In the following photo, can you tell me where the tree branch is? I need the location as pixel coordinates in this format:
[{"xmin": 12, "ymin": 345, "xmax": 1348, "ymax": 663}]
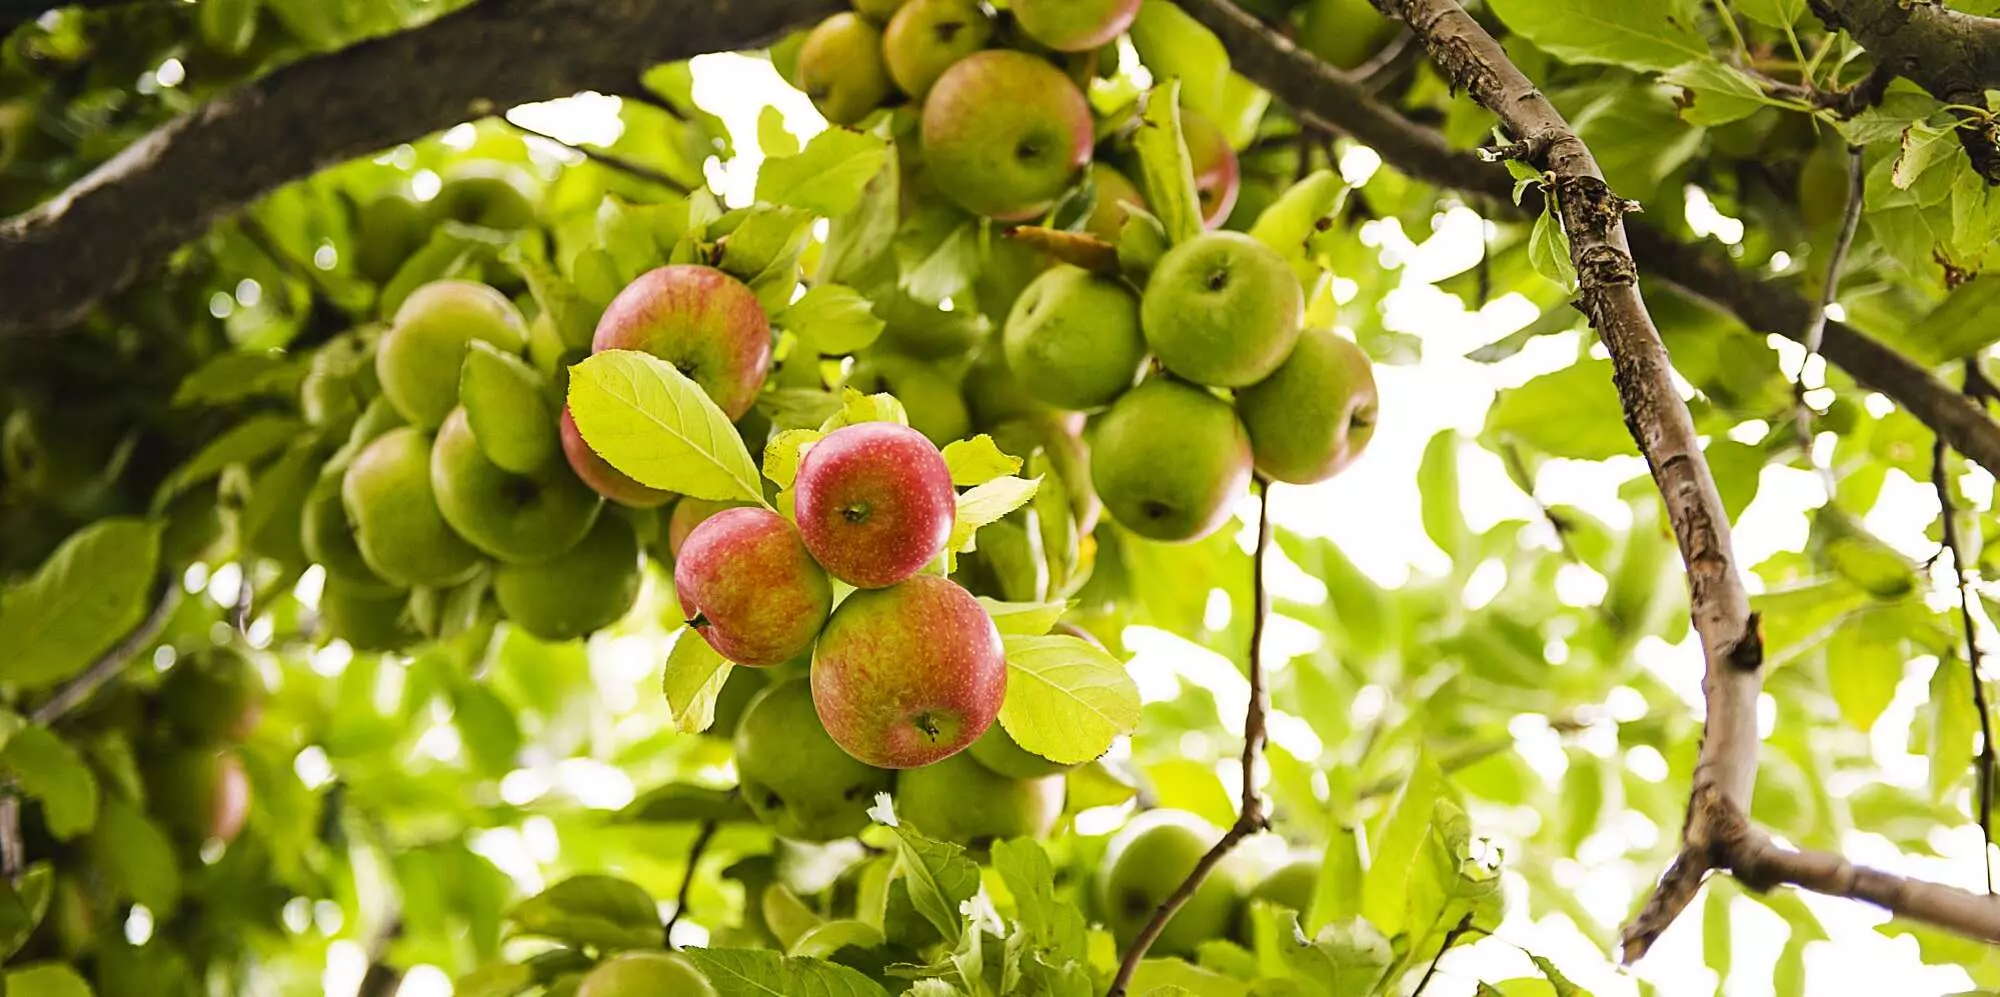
[
  {"xmin": 29, "ymin": 580, "xmax": 179, "ymax": 726},
  {"xmin": 1934, "ymin": 411, "xmax": 1997, "ymax": 894},
  {"xmin": 1107, "ymin": 478, "xmax": 1274, "ymax": 997},
  {"xmin": 664, "ymin": 818, "xmax": 719, "ymax": 948},
  {"xmin": 1809, "ymin": 0, "xmax": 2000, "ymax": 182},
  {"xmin": 505, "ymin": 119, "xmax": 691, "ymax": 195},
  {"xmin": 1792, "ymin": 146, "xmax": 1863, "ymax": 493},
  {"xmin": 0, "ymin": 0, "xmax": 838, "ymax": 334}
]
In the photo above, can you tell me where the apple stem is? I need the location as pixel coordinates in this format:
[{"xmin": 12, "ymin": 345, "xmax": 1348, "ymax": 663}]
[
  {"xmin": 1106, "ymin": 477, "xmax": 1273, "ymax": 997},
  {"xmin": 664, "ymin": 817, "xmax": 721, "ymax": 948}
]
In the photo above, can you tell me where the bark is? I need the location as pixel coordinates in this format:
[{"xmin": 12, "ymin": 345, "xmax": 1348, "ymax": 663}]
[{"xmin": 1810, "ymin": 0, "xmax": 2000, "ymax": 182}]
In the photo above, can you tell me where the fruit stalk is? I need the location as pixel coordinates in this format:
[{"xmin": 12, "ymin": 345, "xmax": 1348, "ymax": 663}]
[{"xmin": 663, "ymin": 818, "xmax": 721, "ymax": 947}]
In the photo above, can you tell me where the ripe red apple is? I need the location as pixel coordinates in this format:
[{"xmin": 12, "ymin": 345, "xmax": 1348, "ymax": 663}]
[
  {"xmin": 675, "ymin": 508, "xmax": 833, "ymax": 667},
  {"xmin": 922, "ymin": 50, "xmax": 1093, "ymax": 221},
  {"xmin": 811, "ymin": 574, "xmax": 1006, "ymax": 769},
  {"xmin": 793, "ymin": 422, "xmax": 956, "ymax": 588},
  {"xmin": 591, "ymin": 265, "xmax": 773, "ymax": 422},
  {"xmin": 560, "ymin": 406, "xmax": 674, "ymax": 509},
  {"xmin": 667, "ymin": 497, "xmax": 752, "ymax": 559}
]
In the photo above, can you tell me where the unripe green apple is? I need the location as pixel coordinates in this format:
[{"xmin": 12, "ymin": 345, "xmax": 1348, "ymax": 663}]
[
  {"xmin": 885, "ymin": 0, "xmax": 993, "ymax": 100},
  {"xmin": 1297, "ymin": 0, "xmax": 1400, "ymax": 70},
  {"xmin": 876, "ymin": 288, "xmax": 989, "ymax": 359},
  {"xmin": 431, "ymin": 407, "xmax": 602, "ymax": 564},
  {"xmin": 354, "ymin": 191, "xmax": 423, "ymax": 285},
  {"xmin": 1235, "ymin": 327, "xmax": 1377, "ymax": 484},
  {"xmin": 342, "ymin": 427, "xmax": 484, "ymax": 589},
  {"xmin": 972, "ymin": 237, "xmax": 1057, "ymax": 327},
  {"xmin": 794, "ymin": 422, "xmax": 957, "ymax": 588},
  {"xmin": 675, "ymin": 508, "xmax": 833, "ymax": 666},
  {"xmin": 1235, "ymin": 855, "xmax": 1318, "ymax": 942},
  {"xmin": 1004, "ymin": 264, "xmax": 1146, "ymax": 411},
  {"xmin": 895, "ymin": 750, "xmax": 1065, "ymax": 844},
  {"xmin": 1141, "ymin": 231, "xmax": 1303, "ymax": 387},
  {"xmin": 459, "ymin": 339, "xmax": 558, "ymax": 475},
  {"xmin": 848, "ymin": 353, "xmax": 972, "ymax": 445},
  {"xmin": 319, "ymin": 579, "xmax": 420, "ymax": 652},
  {"xmin": 1013, "ymin": 0, "xmax": 1141, "ymax": 51},
  {"xmin": 300, "ymin": 332, "xmax": 377, "ymax": 433},
  {"xmin": 962, "ymin": 340, "xmax": 1055, "ymax": 429},
  {"xmin": 798, "ymin": 13, "xmax": 895, "ymax": 126},
  {"xmin": 159, "ymin": 648, "xmax": 264, "ymax": 745},
  {"xmin": 493, "ymin": 513, "xmax": 644, "ymax": 643},
  {"xmin": 302, "ymin": 481, "xmax": 402, "ymax": 595},
  {"xmin": 854, "ymin": 0, "xmax": 908, "ymax": 23},
  {"xmin": 591, "ymin": 265, "xmax": 773, "ymax": 422},
  {"xmin": 923, "ymin": 50, "xmax": 1094, "ymax": 221},
  {"xmin": 424, "ymin": 164, "xmax": 539, "ymax": 230},
  {"xmin": 1184, "ymin": 109, "xmax": 1242, "ymax": 229},
  {"xmin": 1091, "ymin": 378, "xmax": 1251, "ymax": 542},
  {"xmin": 1083, "ymin": 163, "xmax": 1147, "ymax": 244},
  {"xmin": 667, "ymin": 497, "xmax": 753, "ymax": 559},
  {"xmin": 375, "ymin": 280, "xmax": 528, "ymax": 430},
  {"xmin": 811, "ymin": 575, "xmax": 1007, "ymax": 769},
  {"xmin": 578, "ymin": 952, "xmax": 716, "ymax": 997},
  {"xmin": 1098, "ymin": 810, "xmax": 1243, "ymax": 956},
  {"xmin": 967, "ymin": 721, "xmax": 1075, "ymax": 780},
  {"xmin": 560, "ymin": 406, "xmax": 675, "ymax": 509},
  {"xmin": 736, "ymin": 679, "xmax": 894, "ymax": 841},
  {"xmin": 147, "ymin": 748, "xmax": 252, "ymax": 846}
]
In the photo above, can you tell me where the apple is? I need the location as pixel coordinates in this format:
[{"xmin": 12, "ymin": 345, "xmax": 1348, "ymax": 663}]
[
  {"xmin": 1298, "ymin": 0, "xmax": 1401, "ymax": 71},
  {"xmin": 923, "ymin": 51, "xmax": 1093, "ymax": 221},
  {"xmin": 299, "ymin": 332, "xmax": 376, "ymax": 433},
  {"xmin": 1083, "ymin": 162, "xmax": 1147, "ymax": 243},
  {"xmin": 1097, "ymin": 809, "xmax": 1243, "ymax": 956},
  {"xmin": 147, "ymin": 748, "xmax": 252, "ymax": 846},
  {"xmin": 560, "ymin": 406, "xmax": 675, "ymax": 509},
  {"xmin": 853, "ymin": 0, "xmax": 908, "ymax": 21},
  {"xmin": 847, "ymin": 353, "xmax": 972, "ymax": 445},
  {"xmin": 1141, "ymin": 231, "xmax": 1303, "ymax": 387},
  {"xmin": 666, "ymin": 497, "xmax": 752, "ymax": 559},
  {"xmin": 375, "ymin": 280, "xmax": 529, "ymax": 430},
  {"xmin": 967, "ymin": 722, "xmax": 1074, "ymax": 780},
  {"xmin": 592, "ymin": 265, "xmax": 773, "ymax": 422},
  {"xmin": 1004, "ymin": 263, "xmax": 1146, "ymax": 410},
  {"xmin": 895, "ymin": 750, "xmax": 1065, "ymax": 844},
  {"xmin": 793, "ymin": 422, "xmax": 957, "ymax": 588},
  {"xmin": 578, "ymin": 952, "xmax": 716, "ymax": 997},
  {"xmin": 736, "ymin": 679, "xmax": 894, "ymax": 841},
  {"xmin": 301, "ymin": 481, "xmax": 402, "ymax": 595},
  {"xmin": 318, "ymin": 579, "xmax": 419, "ymax": 652},
  {"xmin": 884, "ymin": 0, "xmax": 994, "ymax": 100},
  {"xmin": 1090, "ymin": 378, "xmax": 1252, "ymax": 542},
  {"xmin": 424, "ymin": 163, "xmax": 539, "ymax": 230},
  {"xmin": 353, "ymin": 191, "xmax": 422, "ymax": 285},
  {"xmin": 675, "ymin": 507, "xmax": 833, "ymax": 667},
  {"xmin": 342, "ymin": 427, "xmax": 484, "ymax": 588},
  {"xmin": 159, "ymin": 648, "xmax": 263, "ymax": 745},
  {"xmin": 1012, "ymin": 0, "xmax": 1141, "ymax": 51},
  {"xmin": 1183, "ymin": 109, "xmax": 1242, "ymax": 229},
  {"xmin": 493, "ymin": 513, "xmax": 644, "ymax": 643},
  {"xmin": 431, "ymin": 406, "xmax": 602, "ymax": 563},
  {"xmin": 798, "ymin": 13, "xmax": 895, "ymax": 126},
  {"xmin": 811, "ymin": 574, "xmax": 1007, "ymax": 769},
  {"xmin": 1235, "ymin": 327, "xmax": 1378, "ymax": 483},
  {"xmin": 877, "ymin": 285, "xmax": 989, "ymax": 360}
]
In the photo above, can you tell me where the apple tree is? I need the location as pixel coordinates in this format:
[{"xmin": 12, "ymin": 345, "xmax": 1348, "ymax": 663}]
[{"xmin": 0, "ymin": 0, "xmax": 1999, "ymax": 995}]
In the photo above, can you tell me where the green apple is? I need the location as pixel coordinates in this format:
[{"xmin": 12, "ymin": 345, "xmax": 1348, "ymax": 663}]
[
  {"xmin": 424, "ymin": 163, "xmax": 539, "ymax": 230},
  {"xmin": 1004, "ymin": 264, "xmax": 1146, "ymax": 411},
  {"xmin": 923, "ymin": 50, "xmax": 1094, "ymax": 220},
  {"xmin": 146, "ymin": 748, "xmax": 252, "ymax": 846},
  {"xmin": 578, "ymin": 952, "xmax": 715, "ymax": 997},
  {"xmin": 1090, "ymin": 378, "xmax": 1252, "ymax": 542},
  {"xmin": 1141, "ymin": 231, "xmax": 1303, "ymax": 387},
  {"xmin": 459, "ymin": 339, "xmax": 558, "ymax": 474},
  {"xmin": 493, "ymin": 513, "xmax": 644, "ymax": 642},
  {"xmin": 993, "ymin": 414, "xmax": 1100, "ymax": 534},
  {"xmin": 793, "ymin": 422, "xmax": 958, "ymax": 588},
  {"xmin": 1297, "ymin": 0, "xmax": 1400, "ymax": 70},
  {"xmin": 735, "ymin": 679, "xmax": 894, "ymax": 841},
  {"xmin": 884, "ymin": 0, "xmax": 994, "ymax": 99},
  {"xmin": 431, "ymin": 407, "xmax": 602, "ymax": 564},
  {"xmin": 353, "ymin": 191, "xmax": 423, "ymax": 285},
  {"xmin": 853, "ymin": 0, "xmax": 908, "ymax": 23},
  {"xmin": 342, "ymin": 427, "xmax": 484, "ymax": 588},
  {"xmin": 962, "ymin": 339, "xmax": 1055, "ymax": 429},
  {"xmin": 967, "ymin": 722, "xmax": 1075, "ymax": 780},
  {"xmin": 560, "ymin": 406, "xmax": 675, "ymax": 509},
  {"xmin": 876, "ymin": 288, "xmax": 990, "ymax": 359},
  {"xmin": 1083, "ymin": 163, "xmax": 1147, "ymax": 243},
  {"xmin": 591, "ymin": 264, "xmax": 773, "ymax": 422},
  {"xmin": 848, "ymin": 353, "xmax": 972, "ymax": 445},
  {"xmin": 299, "ymin": 332, "xmax": 377, "ymax": 433},
  {"xmin": 666, "ymin": 496, "xmax": 752, "ymax": 559},
  {"xmin": 1235, "ymin": 327, "xmax": 1377, "ymax": 483},
  {"xmin": 301, "ymin": 479, "xmax": 401, "ymax": 595},
  {"xmin": 1013, "ymin": 0, "xmax": 1141, "ymax": 51},
  {"xmin": 971, "ymin": 236, "xmax": 1056, "ymax": 327},
  {"xmin": 1184, "ymin": 109, "xmax": 1242, "ymax": 229},
  {"xmin": 895, "ymin": 750, "xmax": 1065, "ymax": 844},
  {"xmin": 318, "ymin": 579, "xmax": 418, "ymax": 652},
  {"xmin": 811, "ymin": 575, "xmax": 1007, "ymax": 769},
  {"xmin": 158, "ymin": 648, "xmax": 263, "ymax": 745},
  {"xmin": 675, "ymin": 508, "xmax": 833, "ymax": 667},
  {"xmin": 1236, "ymin": 855, "xmax": 1318, "ymax": 942},
  {"xmin": 798, "ymin": 13, "xmax": 894, "ymax": 126},
  {"xmin": 1098, "ymin": 810, "xmax": 1243, "ymax": 956},
  {"xmin": 375, "ymin": 280, "xmax": 528, "ymax": 430}
]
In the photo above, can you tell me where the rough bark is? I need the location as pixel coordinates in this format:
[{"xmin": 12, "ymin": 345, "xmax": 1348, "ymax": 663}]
[
  {"xmin": 1810, "ymin": 0, "xmax": 2000, "ymax": 182},
  {"xmin": 0, "ymin": 0, "xmax": 839, "ymax": 333}
]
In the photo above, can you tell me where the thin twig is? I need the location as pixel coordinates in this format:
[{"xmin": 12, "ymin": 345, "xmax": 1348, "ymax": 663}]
[
  {"xmin": 506, "ymin": 120, "xmax": 690, "ymax": 194},
  {"xmin": 1792, "ymin": 146, "xmax": 1864, "ymax": 496},
  {"xmin": 665, "ymin": 818, "xmax": 720, "ymax": 948},
  {"xmin": 30, "ymin": 582, "xmax": 179, "ymax": 726},
  {"xmin": 1410, "ymin": 914, "xmax": 1476, "ymax": 996},
  {"xmin": 1108, "ymin": 479, "xmax": 1275, "ymax": 997},
  {"xmin": 0, "ymin": 797, "xmax": 20, "ymax": 883},
  {"xmin": 1936, "ymin": 418, "xmax": 1998, "ymax": 893}
]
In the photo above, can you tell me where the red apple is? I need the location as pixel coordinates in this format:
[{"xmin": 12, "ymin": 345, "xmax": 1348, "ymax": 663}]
[
  {"xmin": 675, "ymin": 508, "xmax": 833, "ymax": 667},
  {"xmin": 591, "ymin": 265, "xmax": 773, "ymax": 421},
  {"xmin": 667, "ymin": 496, "xmax": 752, "ymax": 559},
  {"xmin": 793, "ymin": 422, "xmax": 956, "ymax": 588},
  {"xmin": 560, "ymin": 406, "xmax": 674, "ymax": 509}
]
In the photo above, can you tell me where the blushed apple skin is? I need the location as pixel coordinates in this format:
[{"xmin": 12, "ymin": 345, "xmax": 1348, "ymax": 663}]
[
  {"xmin": 590, "ymin": 265, "xmax": 772, "ymax": 422},
  {"xmin": 1012, "ymin": 0, "xmax": 1142, "ymax": 51},
  {"xmin": 666, "ymin": 496, "xmax": 751, "ymax": 558},
  {"xmin": 921, "ymin": 51, "xmax": 1094, "ymax": 221},
  {"xmin": 884, "ymin": 0, "xmax": 995, "ymax": 100},
  {"xmin": 675, "ymin": 508, "xmax": 833, "ymax": 667},
  {"xmin": 811, "ymin": 575, "xmax": 1007, "ymax": 769},
  {"xmin": 793, "ymin": 422, "xmax": 957, "ymax": 589},
  {"xmin": 1183, "ymin": 110, "xmax": 1242, "ymax": 229},
  {"xmin": 560, "ymin": 406, "xmax": 675, "ymax": 509}
]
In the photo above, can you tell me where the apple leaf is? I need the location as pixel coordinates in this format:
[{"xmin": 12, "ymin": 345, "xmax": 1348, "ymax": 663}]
[
  {"xmin": 977, "ymin": 597, "xmax": 1068, "ymax": 636},
  {"xmin": 1485, "ymin": 0, "xmax": 1706, "ymax": 72},
  {"xmin": 153, "ymin": 414, "xmax": 305, "ymax": 508},
  {"xmin": 997, "ymin": 634, "xmax": 1140, "ymax": 765},
  {"xmin": 946, "ymin": 476, "xmax": 1041, "ymax": 555},
  {"xmin": 0, "ymin": 518, "xmax": 161, "ymax": 691},
  {"xmin": 566, "ymin": 349, "xmax": 767, "ymax": 506},
  {"xmin": 0, "ymin": 727, "xmax": 98, "ymax": 840},
  {"xmin": 460, "ymin": 340, "xmax": 557, "ymax": 474},
  {"xmin": 1249, "ymin": 171, "xmax": 1346, "ymax": 290},
  {"xmin": 1133, "ymin": 79, "xmax": 1204, "ymax": 245},
  {"xmin": 507, "ymin": 875, "xmax": 662, "ymax": 951},
  {"xmin": 661, "ymin": 630, "xmax": 734, "ymax": 734},
  {"xmin": 779, "ymin": 284, "xmax": 886, "ymax": 356},
  {"xmin": 1359, "ymin": 752, "xmax": 1443, "ymax": 939},
  {"xmin": 4, "ymin": 963, "xmax": 92, "ymax": 997},
  {"xmin": 941, "ymin": 435, "xmax": 1022, "ymax": 487},
  {"xmin": 788, "ymin": 919, "xmax": 886, "ymax": 960},
  {"xmin": 757, "ymin": 127, "xmax": 893, "ymax": 218},
  {"xmin": 763, "ymin": 429, "xmax": 825, "ymax": 490},
  {"xmin": 684, "ymin": 947, "xmax": 892, "ymax": 997},
  {"xmin": 880, "ymin": 816, "xmax": 978, "ymax": 944},
  {"xmin": 820, "ymin": 389, "xmax": 910, "ymax": 432},
  {"xmin": 992, "ymin": 838, "xmax": 1087, "ymax": 964},
  {"xmin": 1527, "ymin": 198, "xmax": 1577, "ymax": 292},
  {"xmin": 758, "ymin": 104, "xmax": 801, "ymax": 159}
]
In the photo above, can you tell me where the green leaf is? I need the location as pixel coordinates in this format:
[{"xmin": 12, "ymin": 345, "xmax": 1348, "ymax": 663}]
[
  {"xmin": 198, "ymin": 0, "xmax": 260, "ymax": 54},
  {"xmin": 1259, "ymin": 908, "xmax": 1392, "ymax": 997},
  {"xmin": 896, "ymin": 211, "xmax": 980, "ymax": 306},
  {"xmin": 4, "ymin": 963, "xmax": 90, "ymax": 997},
  {"xmin": 821, "ymin": 390, "xmax": 909, "ymax": 432},
  {"xmin": 1892, "ymin": 123, "xmax": 1959, "ymax": 192},
  {"xmin": 717, "ymin": 206, "xmax": 815, "ymax": 313},
  {"xmin": 1734, "ymin": 0, "xmax": 1803, "ymax": 27},
  {"xmin": 762, "ymin": 429, "xmax": 824, "ymax": 491},
  {"xmin": 1249, "ymin": 171, "xmax": 1347, "ymax": 289},
  {"xmin": 997, "ymin": 634, "xmax": 1141, "ymax": 765},
  {"xmin": 1927, "ymin": 656, "xmax": 1978, "ymax": 802},
  {"xmin": 1127, "ymin": 0, "xmax": 1231, "ymax": 114},
  {"xmin": 454, "ymin": 964, "xmax": 535, "ymax": 997},
  {"xmin": 992, "ymin": 838, "xmax": 1088, "ymax": 963},
  {"xmin": 1485, "ymin": 359, "xmax": 1637, "ymax": 460},
  {"xmin": 566, "ymin": 350, "xmax": 767, "ymax": 505},
  {"xmin": 1892, "ymin": 276, "xmax": 2000, "ymax": 365},
  {"xmin": 663, "ymin": 631, "xmax": 735, "ymax": 734},
  {"xmin": 619, "ymin": 783, "xmax": 757, "ymax": 824},
  {"xmin": 758, "ymin": 128, "xmax": 894, "ymax": 217},
  {"xmin": 172, "ymin": 351, "xmax": 302, "ymax": 407},
  {"xmin": 508, "ymin": 875, "xmax": 661, "ymax": 951},
  {"xmin": 1661, "ymin": 59, "xmax": 1790, "ymax": 125},
  {"xmin": 0, "ymin": 863, "xmax": 51, "ymax": 962},
  {"xmin": 597, "ymin": 195, "xmax": 675, "ymax": 283},
  {"xmin": 1359, "ymin": 754, "xmax": 1443, "ymax": 938},
  {"xmin": 452, "ymin": 682, "xmax": 523, "ymax": 777},
  {"xmin": 155, "ymin": 414, "xmax": 305, "ymax": 506},
  {"xmin": 1485, "ymin": 0, "xmax": 1707, "ymax": 71},
  {"xmin": 1, "ymin": 727, "xmax": 98, "ymax": 840},
  {"xmin": 683, "ymin": 948, "xmax": 891, "ymax": 997},
  {"xmin": 86, "ymin": 796, "xmax": 180, "ymax": 916},
  {"xmin": 1527, "ymin": 200, "xmax": 1577, "ymax": 292},
  {"xmin": 882, "ymin": 819, "xmax": 980, "ymax": 944},
  {"xmin": 0, "ymin": 518, "xmax": 162, "ymax": 691},
  {"xmin": 1418, "ymin": 431, "xmax": 1468, "ymax": 562},
  {"xmin": 1826, "ymin": 610, "xmax": 1906, "ymax": 732},
  {"xmin": 460, "ymin": 341, "xmax": 557, "ymax": 474},
  {"xmin": 977, "ymin": 598, "xmax": 1068, "ymax": 636},
  {"xmin": 758, "ymin": 106, "xmax": 801, "ymax": 159},
  {"xmin": 788, "ymin": 919, "xmax": 885, "ymax": 959},
  {"xmin": 1134, "ymin": 80, "xmax": 1204, "ymax": 245},
  {"xmin": 948, "ymin": 476, "xmax": 1042, "ymax": 554},
  {"xmin": 942, "ymin": 435, "xmax": 1022, "ymax": 488},
  {"xmin": 779, "ymin": 284, "xmax": 886, "ymax": 356}
]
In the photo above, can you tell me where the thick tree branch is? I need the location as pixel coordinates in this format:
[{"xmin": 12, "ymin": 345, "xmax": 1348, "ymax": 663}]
[
  {"xmin": 0, "ymin": 0, "xmax": 837, "ymax": 334},
  {"xmin": 1809, "ymin": 0, "xmax": 2000, "ymax": 182},
  {"xmin": 1107, "ymin": 479, "xmax": 1274, "ymax": 997}
]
